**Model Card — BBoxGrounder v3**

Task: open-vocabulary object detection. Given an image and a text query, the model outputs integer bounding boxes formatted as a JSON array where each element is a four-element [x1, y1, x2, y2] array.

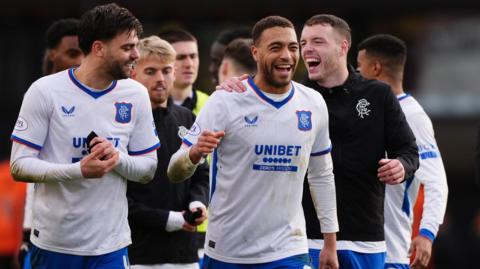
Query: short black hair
[[224, 38, 256, 74], [304, 14, 351, 47], [158, 28, 196, 44], [78, 3, 143, 55], [358, 34, 407, 77], [252, 16, 294, 46], [216, 27, 251, 45], [46, 18, 80, 49]]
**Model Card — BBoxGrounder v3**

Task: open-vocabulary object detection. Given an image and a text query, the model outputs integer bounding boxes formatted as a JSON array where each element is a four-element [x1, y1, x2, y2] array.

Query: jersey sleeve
[[311, 95, 332, 156], [11, 83, 52, 150], [127, 89, 161, 155], [408, 112, 448, 238], [182, 91, 228, 147]]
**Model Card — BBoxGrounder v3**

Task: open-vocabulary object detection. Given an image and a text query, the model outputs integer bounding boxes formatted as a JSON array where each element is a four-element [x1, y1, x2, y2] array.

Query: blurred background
[[1, 0, 479, 268]]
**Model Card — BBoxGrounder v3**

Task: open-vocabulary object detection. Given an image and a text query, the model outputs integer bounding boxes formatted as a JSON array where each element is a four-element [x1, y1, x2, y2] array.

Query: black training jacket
[[303, 66, 419, 242], [127, 99, 209, 264]]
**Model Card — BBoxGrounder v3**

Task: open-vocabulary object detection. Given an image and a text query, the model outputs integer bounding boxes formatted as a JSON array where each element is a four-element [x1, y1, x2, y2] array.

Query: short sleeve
[[310, 95, 332, 156], [11, 83, 52, 151], [127, 90, 161, 155], [182, 91, 228, 147]]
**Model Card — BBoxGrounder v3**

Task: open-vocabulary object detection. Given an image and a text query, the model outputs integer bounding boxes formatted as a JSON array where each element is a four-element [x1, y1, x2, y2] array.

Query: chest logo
[[296, 110, 312, 131], [244, 115, 258, 127], [115, 102, 132, 123], [61, 106, 75, 117], [356, 99, 371, 119]]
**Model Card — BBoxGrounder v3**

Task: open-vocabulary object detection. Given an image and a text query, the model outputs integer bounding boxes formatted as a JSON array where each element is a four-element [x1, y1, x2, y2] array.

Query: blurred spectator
[[209, 27, 251, 86], [0, 160, 26, 269], [159, 29, 208, 116], [218, 38, 256, 84]]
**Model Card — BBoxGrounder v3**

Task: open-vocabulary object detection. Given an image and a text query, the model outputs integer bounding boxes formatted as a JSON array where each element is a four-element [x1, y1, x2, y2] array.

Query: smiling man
[[10, 4, 159, 269], [168, 16, 339, 269]]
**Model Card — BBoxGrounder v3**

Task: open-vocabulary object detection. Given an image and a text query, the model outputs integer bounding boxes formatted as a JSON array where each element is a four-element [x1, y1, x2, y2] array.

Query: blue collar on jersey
[[397, 93, 411, 101], [68, 68, 117, 99], [247, 76, 295, 109]]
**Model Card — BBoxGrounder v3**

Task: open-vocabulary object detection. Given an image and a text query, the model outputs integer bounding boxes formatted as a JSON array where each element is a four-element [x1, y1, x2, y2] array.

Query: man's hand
[[320, 233, 339, 269], [189, 130, 225, 164], [181, 207, 207, 232], [216, 74, 248, 92], [80, 142, 119, 178], [409, 235, 433, 269], [90, 137, 116, 160], [378, 158, 405, 184]]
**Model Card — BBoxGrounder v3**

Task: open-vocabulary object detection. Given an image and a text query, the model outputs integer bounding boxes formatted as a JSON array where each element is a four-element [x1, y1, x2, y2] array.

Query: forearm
[[10, 143, 82, 183], [308, 153, 339, 233], [420, 165, 448, 237], [187, 162, 210, 205], [115, 151, 157, 184], [167, 146, 199, 183]]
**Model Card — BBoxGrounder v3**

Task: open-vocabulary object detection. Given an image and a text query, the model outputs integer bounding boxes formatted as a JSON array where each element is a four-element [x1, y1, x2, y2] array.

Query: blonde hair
[[138, 35, 176, 63]]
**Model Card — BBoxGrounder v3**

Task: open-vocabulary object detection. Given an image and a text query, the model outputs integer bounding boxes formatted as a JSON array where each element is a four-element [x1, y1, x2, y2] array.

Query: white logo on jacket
[[356, 99, 371, 118]]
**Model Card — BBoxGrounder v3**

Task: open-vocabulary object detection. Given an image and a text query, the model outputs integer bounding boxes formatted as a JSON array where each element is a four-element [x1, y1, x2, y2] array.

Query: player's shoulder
[[292, 80, 326, 105], [117, 78, 147, 91], [399, 94, 428, 117], [27, 70, 70, 97]]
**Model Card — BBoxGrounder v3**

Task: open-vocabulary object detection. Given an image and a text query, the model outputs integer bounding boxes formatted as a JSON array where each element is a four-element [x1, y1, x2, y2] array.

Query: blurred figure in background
[[0, 161, 26, 269], [42, 18, 83, 75], [209, 27, 251, 86], [19, 17, 83, 269], [159, 29, 208, 116], [128, 35, 209, 269], [357, 34, 448, 269], [217, 38, 256, 85]]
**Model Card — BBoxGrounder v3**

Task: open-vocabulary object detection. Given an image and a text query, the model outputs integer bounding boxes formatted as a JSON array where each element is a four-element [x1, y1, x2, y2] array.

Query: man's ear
[[219, 59, 229, 77], [47, 49, 55, 61], [373, 60, 382, 77], [251, 45, 258, 62], [92, 41, 105, 57]]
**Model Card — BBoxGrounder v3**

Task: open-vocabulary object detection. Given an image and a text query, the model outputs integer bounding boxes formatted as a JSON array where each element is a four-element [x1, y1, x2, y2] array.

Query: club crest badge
[[296, 110, 312, 131], [356, 99, 371, 119], [115, 102, 132, 123]]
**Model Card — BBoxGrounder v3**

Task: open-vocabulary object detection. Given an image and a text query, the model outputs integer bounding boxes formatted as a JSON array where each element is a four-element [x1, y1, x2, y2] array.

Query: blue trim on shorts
[[203, 254, 311, 269], [30, 244, 129, 269]]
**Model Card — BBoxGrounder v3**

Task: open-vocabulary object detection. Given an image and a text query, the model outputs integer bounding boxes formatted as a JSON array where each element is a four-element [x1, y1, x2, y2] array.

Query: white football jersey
[[182, 77, 334, 264], [11, 69, 160, 255], [384, 93, 448, 264]]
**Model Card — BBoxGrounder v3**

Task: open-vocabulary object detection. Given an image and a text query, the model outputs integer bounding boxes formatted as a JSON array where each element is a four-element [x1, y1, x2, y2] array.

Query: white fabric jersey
[[182, 77, 337, 264], [23, 183, 34, 229], [11, 69, 160, 255], [384, 93, 448, 264]]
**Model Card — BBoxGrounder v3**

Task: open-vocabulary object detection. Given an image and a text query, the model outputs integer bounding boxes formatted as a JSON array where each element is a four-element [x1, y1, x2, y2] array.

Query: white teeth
[[306, 59, 320, 63], [277, 65, 291, 69]]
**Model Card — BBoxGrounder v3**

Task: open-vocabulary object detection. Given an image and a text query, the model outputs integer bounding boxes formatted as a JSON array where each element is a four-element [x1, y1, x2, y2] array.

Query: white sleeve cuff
[[165, 211, 185, 232], [189, 201, 206, 210]]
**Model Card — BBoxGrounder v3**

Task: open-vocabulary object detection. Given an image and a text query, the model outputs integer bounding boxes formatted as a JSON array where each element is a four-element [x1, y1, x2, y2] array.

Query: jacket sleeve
[[127, 192, 170, 230], [383, 89, 419, 180]]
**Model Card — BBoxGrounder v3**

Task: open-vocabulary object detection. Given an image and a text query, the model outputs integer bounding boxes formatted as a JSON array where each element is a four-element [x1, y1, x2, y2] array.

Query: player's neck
[[74, 59, 115, 90], [316, 64, 349, 88], [253, 74, 290, 94], [171, 84, 193, 103], [379, 76, 404, 96]]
